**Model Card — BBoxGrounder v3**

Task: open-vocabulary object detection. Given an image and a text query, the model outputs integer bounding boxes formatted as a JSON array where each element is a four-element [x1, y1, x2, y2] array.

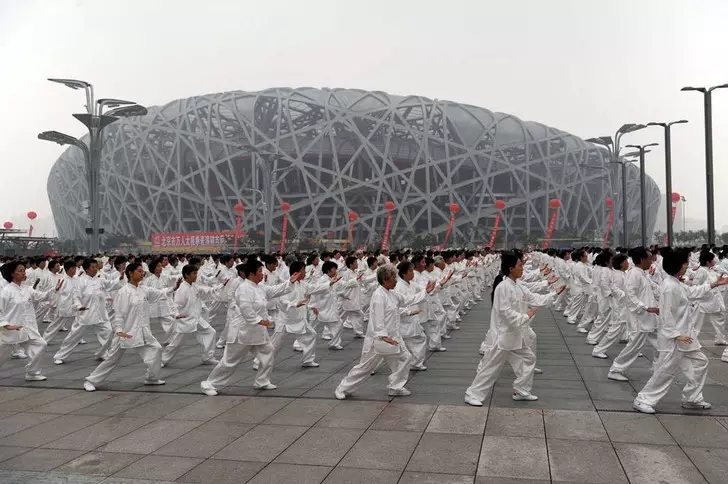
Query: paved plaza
[[1, 304, 728, 482]]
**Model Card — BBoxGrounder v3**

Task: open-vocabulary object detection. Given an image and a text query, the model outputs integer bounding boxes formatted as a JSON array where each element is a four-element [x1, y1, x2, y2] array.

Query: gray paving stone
[[55, 452, 143, 476], [245, 463, 332, 484], [599, 411, 676, 445], [426, 404, 488, 434], [0, 448, 85, 471], [322, 467, 399, 484], [152, 420, 252, 458], [683, 446, 728, 484], [42, 417, 155, 451], [658, 415, 728, 448], [315, 400, 386, 429], [407, 433, 480, 475], [0, 446, 31, 463], [264, 398, 339, 426], [0, 414, 105, 448], [548, 439, 628, 484], [27, 391, 115, 414], [0, 413, 60, 439], [400, 473, 475, 483], [0, 388, 42, 404], [477, 436, 549, 480], [213, 424, 308, 462], [111, 455, 203, 481], [339, 430, 420, 471], [0, 389, 80, 412], [370, 403, 436, 432], [163, 395, 245, 421], [70, 392, 160, 417], [117, 393, 203, 419], [614, 443, 707, 484], [543, 409, 608, 441], [275, 427, 363, 466], [176, 459, 266, 484], [212, 396, 293, 424], [98, 419, 203, 454], [474, 477, 549, 484], [484, 408, 544, 438]]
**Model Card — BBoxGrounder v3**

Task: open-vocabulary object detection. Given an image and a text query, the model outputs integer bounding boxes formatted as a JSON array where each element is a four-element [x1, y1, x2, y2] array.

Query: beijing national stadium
[[47, 87, 661, 249]]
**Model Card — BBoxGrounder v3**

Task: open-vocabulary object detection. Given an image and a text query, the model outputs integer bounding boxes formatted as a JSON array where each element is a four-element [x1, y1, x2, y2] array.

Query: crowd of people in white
[[1, 244, 727, 415]]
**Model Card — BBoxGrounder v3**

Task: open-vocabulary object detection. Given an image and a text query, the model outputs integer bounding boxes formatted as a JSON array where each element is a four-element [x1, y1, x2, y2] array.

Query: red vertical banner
[[602, 197, 614, 248], [488, 200, 506, 248], [381, 201, 395, 251], [27, 211, 37, 238], [543, 199, 560, 249], [347, 211, 358, 246], [663, 192, 681, 246], [233, 202, 244, 252], [279, 202, 291, 253], [440, 203, 460, 250]]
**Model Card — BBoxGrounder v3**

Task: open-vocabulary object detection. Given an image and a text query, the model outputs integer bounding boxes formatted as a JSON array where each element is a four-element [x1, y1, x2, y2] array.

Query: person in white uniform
[[592, 253, 630, 359], [633, 250, 728, 413], [83, 263, 180, 392], [42, 261, 82, 344], [689, 251, 728, 345]]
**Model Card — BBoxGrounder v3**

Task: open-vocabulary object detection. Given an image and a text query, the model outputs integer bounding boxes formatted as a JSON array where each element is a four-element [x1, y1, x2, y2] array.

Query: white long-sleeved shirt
[[173, 281, 224, 333], [0, 282, 54, 344], [363, 284, 427, 353], [226, 278, 291, 346], [658, 276, 713, 352], [112, 283, 173, 348], [75, 274, 126, 326], [624, 267, 659, 332]]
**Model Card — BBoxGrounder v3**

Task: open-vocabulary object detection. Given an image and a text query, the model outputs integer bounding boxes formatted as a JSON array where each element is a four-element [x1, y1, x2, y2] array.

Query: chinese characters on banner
[[151, 231, 246, 252], [543, 211, 558, 249], [488, 213, 501, 248]]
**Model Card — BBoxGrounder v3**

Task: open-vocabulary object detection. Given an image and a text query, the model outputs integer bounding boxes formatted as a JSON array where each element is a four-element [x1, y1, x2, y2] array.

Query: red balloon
[[671, 192, 681, 203], [27, 211, 37, 220], [233, 202, 244, 214], [280, 202, 291, 212], [3, 221, 12, 229], [549, 199, 561, 209], [449, 203, 460, 214], [495, 200, 506, 210], [605, 197, 613, 208], [384, 201, 396, 211], [348, 211, 358, 222]]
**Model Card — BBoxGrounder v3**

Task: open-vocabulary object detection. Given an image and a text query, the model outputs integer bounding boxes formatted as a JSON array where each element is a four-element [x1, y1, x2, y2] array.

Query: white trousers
[[635, 346, 708, 407], [86, 338, 162, 385], [42, 316, 76, 344], [271, 328, 317, 365], [423, 319, 444, 350], [0, 339, 46, 376], [586, 302, 613, 344], [403, 333, 427, 368], [203, 341, 274, 389], [465, 345, 536, 402], [577, 297, 598, 330], [337, 344, 412, 394], [610, 331, 657, 374], [566, 292, 587, 324], [162, 326, 216, 365], [320, 319, 343, 347], [341, 310, 365, 335], [151, 315, 176, 345], [592, 316, 627, 355], [54, 320, 113, 361], [695, 311, 726, 342]]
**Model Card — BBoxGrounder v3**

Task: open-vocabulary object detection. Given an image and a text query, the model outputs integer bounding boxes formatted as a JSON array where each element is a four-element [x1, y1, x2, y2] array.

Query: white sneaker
[[682, 401, 712, 410], [252, 362, 260, 371], [608, 372, 629, 382], [83, 381, 96, 392], [25, 374, 47, 382], [202, 358, 219, 365], [512, 392, 538, 401], [144, 379, 166, 386], [577, 328, 588, 334], [343, 322, 353, 329], [464, 396, 483, 407], [53, 359, 64, 365], [254, 383, 277, 390], [329, 345, 343, 350], [302, 362, 320, 368], [410, 365, 427, 371], [334, 388, 347, 400], [442, 334, 452, 340], [11, 351, 28, 359], [586, 340, 598, 345], [79, 338, 87, 344], [293, 341, 303, 352], [388, 387, 411, 397], [215, 343, 225, 349], [534, 368, 543, 374], [431, 347, 447, 352], [592, 352, 608, 359], [633, 401, 655, 414], [354, 333, 364, 338], [715, 340, 728, 346], [322, 335, 332, 341], [201, 382, 217, 396]]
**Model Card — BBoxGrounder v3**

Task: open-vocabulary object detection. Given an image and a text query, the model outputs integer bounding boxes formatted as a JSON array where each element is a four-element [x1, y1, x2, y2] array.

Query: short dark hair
[[244, 260, 263, 278], [82, 258, 98, 271], [321, 260, 338, 275], [63, 260, 76, 272], [125, 262, 141, 279], [289, 260, 305, 275], [629, 247, 650, 266], [699, 251, 715, 267], [397, 261, 413, 278], [662, 250, 689, 276], [1, 261, 23, 282], [182, 265, 197, 279], [345, 256, 357, 269], [612, 254, 628, 270]]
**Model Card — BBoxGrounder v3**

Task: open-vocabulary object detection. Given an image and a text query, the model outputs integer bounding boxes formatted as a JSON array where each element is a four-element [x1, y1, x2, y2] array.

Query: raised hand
[[527, 308, 538, 319], [382, 336, 399, 346], [116, 331, 132, 339], [4, 324, 23, 331], [555, 285, 567, 295]]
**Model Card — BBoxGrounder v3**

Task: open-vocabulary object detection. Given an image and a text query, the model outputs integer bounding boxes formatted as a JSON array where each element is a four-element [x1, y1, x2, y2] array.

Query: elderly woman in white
[[634, 250, 728, 414], [335, 264, 434, 400], [464, 252, 565, 407], [395, 260, 432, 371]]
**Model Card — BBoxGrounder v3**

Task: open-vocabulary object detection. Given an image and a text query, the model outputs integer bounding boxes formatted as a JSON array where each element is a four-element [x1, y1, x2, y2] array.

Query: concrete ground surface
[[1, 302, 728, 482]]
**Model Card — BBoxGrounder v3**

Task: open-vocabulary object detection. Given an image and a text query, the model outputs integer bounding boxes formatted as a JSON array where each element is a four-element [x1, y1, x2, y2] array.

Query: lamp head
[[681, 86, 706, 93], [48, 78, 91, 90]]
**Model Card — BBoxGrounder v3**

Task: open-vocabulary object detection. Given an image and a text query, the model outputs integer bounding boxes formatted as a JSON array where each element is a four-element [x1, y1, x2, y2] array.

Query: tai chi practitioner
[[83, 263, 179, 392], [0, 261, 62, 381], [633, 250, 728, 413], [592, 254, 630, 358], [608, 247, 660, 382], [464, 252, 562, 407], [689, 251, 728, 345], [143, 258, 179, 345], [395, 261, 435, 371], [42, 261, 81, 344], [200, 260, 300, 396], [339, 256, 366, 338], [310, 261, 351, 350], [585, 251, 615, 345], [161, 265, 226, 367], [566, 250, 591, 325], [334, 264, 434, 400]]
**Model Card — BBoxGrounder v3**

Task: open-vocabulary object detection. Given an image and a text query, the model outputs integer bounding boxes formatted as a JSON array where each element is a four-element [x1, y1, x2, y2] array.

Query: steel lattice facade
[[47, 87, 661, 248]]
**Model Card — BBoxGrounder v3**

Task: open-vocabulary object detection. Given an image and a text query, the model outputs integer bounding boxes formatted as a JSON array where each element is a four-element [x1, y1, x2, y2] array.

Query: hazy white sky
[[2, 0, 728, 229]]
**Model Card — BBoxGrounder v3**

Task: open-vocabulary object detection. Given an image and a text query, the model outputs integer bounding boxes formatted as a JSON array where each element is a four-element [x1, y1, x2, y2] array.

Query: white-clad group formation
[[0, 249, 499, 399]]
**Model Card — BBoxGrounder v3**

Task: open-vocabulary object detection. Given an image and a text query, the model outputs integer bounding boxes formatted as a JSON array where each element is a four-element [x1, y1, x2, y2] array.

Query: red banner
[[381, 213, 393, 251], [280, 213, 289, 253], [488, 213, 501, 248], [28, 225, 34, 238], [602, 208, 614, 248], [151, 231, 243, 252], [347, 223, 354, 246], [440, 214, 456, 250], [663, 203, 678, 245], [543, 209, 559, 249]]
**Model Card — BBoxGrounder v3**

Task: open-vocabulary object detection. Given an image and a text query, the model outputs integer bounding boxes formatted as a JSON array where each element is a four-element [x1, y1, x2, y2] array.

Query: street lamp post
[[681, 83, 728, 244], [626, 144, 659, 247], [585, 123, 646, 246], [646, 120, 688, 247], [40, 79, 146, 254]]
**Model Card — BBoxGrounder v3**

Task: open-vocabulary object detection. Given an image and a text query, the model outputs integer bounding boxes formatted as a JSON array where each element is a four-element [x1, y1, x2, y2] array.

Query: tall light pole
[[646, 120, 688, 247], [681, 83, 728, 244], [681, 196, 687, 232], [626, 144, 659, 246], [585, 123, 646, 246], [40, 79, 146, 254]]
